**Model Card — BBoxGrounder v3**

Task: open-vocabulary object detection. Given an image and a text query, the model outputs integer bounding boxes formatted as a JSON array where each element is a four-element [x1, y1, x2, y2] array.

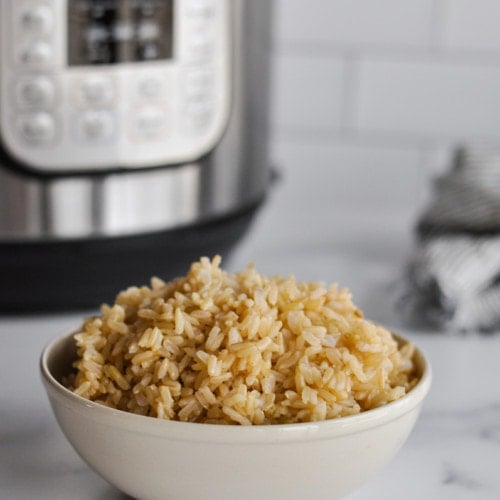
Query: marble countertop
[[1, 164, 500, 500]]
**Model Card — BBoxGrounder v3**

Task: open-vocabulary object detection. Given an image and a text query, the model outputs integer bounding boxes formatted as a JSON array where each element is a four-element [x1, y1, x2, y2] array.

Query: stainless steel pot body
[[0, 0, 272, 241]]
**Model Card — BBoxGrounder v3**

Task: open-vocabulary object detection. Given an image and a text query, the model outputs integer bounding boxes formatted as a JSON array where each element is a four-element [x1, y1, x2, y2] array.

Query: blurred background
[[271, 0, 500, 205], [233, 0, 500, 324]]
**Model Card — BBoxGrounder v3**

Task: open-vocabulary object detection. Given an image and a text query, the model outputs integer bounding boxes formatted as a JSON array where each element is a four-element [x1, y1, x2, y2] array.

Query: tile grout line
[[339, 52, 360, 136], [270, 126, 484, 151], [274, 40, 500, 69], [430, 0, 447, 50]]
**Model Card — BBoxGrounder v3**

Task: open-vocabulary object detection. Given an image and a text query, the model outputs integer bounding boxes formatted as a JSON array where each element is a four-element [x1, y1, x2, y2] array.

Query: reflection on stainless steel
[[0, 164, 202, 239], [100, 165, 200, 236]]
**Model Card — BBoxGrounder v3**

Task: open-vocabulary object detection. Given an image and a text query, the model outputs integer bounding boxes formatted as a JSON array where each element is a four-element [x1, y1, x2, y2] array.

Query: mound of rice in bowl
[[68, 256, 418, 425]]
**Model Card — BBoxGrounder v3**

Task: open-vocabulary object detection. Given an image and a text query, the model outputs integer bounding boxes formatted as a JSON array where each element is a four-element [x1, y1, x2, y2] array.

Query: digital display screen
[[68, 0, 174, 66]]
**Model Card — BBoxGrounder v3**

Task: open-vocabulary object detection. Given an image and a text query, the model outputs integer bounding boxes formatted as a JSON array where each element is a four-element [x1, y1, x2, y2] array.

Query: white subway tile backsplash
[[442, 0, 500, 51], [271, 141, 422, 210], [268, 0, 500, 218], [271, 54, 345, 132], [353, 59, 500, 139], [232, 141, 423, 283], [275, 0, 434, 48]]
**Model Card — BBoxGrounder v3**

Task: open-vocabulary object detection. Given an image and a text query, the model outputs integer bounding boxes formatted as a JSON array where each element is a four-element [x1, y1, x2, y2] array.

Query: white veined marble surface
[[1, 163, 500, 500]]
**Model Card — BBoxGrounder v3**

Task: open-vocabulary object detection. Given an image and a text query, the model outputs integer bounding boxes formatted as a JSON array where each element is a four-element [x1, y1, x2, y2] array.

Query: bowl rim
[[40, 330, 432, 444]]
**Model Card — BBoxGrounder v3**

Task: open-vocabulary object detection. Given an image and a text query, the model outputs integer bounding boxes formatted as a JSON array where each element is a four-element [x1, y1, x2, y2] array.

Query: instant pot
[[0, 0, 272, 310]]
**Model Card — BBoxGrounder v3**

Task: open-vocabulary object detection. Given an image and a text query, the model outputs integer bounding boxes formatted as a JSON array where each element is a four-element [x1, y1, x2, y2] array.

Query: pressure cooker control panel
[[0, 0, 231, 172]]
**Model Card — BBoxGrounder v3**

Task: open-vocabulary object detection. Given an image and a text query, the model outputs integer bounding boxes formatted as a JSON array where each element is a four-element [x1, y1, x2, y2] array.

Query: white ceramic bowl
[[41, 332, 431, 500]]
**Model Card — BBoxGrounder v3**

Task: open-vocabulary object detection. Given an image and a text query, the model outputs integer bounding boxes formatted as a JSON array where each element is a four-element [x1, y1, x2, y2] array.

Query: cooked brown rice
[[68, 256, 417, 425]]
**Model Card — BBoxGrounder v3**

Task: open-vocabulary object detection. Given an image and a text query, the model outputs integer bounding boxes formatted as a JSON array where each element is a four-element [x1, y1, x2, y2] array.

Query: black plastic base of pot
[[0, 202, 262, 312]]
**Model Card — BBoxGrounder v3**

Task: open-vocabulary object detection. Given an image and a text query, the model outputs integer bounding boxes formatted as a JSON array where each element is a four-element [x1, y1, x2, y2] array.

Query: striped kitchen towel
[[401, 146, 500, 332]]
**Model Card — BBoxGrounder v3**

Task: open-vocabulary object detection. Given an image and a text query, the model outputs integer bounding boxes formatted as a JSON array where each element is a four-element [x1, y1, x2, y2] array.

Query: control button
[[77, 77, 115, 107], [138, 1, 158, 17], [20, 4, 54, 34], [184, 68, 213, 98], [16, 77, 55, 109], [186, 29, 213, 62], [112, 21, 135, 41], [187, 0, 216, 19], [141, 42, 160, 61], [19, 42, 52, 66], [18, 112, 56, 144], [137, 76, 164, 100], [185, 100, 213, 131], [79, 110, 115, 141], [137, 20, 160, 41], [133, 107, 167, 138]]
